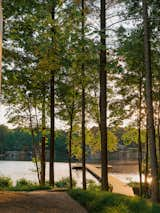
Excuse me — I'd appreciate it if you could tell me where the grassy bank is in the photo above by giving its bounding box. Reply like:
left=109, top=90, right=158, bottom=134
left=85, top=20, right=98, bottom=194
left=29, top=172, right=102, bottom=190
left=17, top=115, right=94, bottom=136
left=0, top=176, right=77, bottom=192
left=0, top=177, right=52, bottom=191
left=69, top=189, right=160, bottom=213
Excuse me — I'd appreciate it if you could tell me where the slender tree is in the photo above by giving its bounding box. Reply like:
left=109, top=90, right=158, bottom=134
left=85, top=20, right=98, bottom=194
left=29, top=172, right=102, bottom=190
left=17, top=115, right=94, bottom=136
left=100, top=0, right=109, bottom=190
left=0, top=0, right=2, bottom=93
left=27, top=94, right=41, bottom=184
left=144, top=117, right=149, bottom=196
left=142, top=0, right=159, bottom=202
left=81, top=0, right=86, bottom=190
left=41, top=89, right=46, bottom=185
left=157, top=102, right=160, bottom=160
left=49, top=2, right=56, bottom=186
left=138, top=75, right=143, bottom=197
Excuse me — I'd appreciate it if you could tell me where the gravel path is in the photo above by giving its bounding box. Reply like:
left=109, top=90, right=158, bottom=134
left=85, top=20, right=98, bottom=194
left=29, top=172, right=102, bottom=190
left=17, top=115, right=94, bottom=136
left=0, top=191, right=87, bottom=213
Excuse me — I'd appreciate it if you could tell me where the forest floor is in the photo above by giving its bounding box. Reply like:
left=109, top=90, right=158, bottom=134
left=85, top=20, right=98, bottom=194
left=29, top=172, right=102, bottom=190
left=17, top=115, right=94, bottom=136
left=0, top=190, right=87, bottom=213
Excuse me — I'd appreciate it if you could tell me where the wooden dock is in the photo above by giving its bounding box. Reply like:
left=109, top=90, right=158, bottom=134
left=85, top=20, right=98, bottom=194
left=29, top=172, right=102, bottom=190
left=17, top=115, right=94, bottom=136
left=72, top=163, right=134, bottom=197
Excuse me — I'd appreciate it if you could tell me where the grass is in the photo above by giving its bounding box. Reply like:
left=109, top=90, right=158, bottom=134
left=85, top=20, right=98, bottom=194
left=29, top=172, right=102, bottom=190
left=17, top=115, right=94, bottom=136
left=0, top=176, right=13, bottom=189
left=8, top=185, right=52, bottom=191
left=55, top=177, right=77, bottom=188
left=128, top=181, right=151, bottom=198
left=0, top=176, right=52, bottom=191
left=0, top=176, right=76, bottom=192
left=68, top=189, right=160, bottom=213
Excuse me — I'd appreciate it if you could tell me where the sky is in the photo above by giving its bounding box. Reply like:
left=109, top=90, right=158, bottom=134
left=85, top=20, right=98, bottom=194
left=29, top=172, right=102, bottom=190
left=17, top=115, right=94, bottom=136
left=0, top=103, right=68, bottom=129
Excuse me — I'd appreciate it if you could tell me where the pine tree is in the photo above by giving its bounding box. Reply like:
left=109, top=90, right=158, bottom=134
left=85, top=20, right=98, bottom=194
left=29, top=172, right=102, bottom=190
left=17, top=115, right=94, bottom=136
left=100, top=0, right=109, bottom=191
left=142, top=0, right=159, bottom=203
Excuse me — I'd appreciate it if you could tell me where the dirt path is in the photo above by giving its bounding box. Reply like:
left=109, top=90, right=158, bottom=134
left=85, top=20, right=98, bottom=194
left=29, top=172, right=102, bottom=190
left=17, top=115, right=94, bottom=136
left=0, top=191, right=87, bottom=213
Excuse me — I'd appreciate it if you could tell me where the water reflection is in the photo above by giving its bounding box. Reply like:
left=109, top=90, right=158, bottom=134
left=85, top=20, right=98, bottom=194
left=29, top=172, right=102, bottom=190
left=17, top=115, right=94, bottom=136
left=110, top=173, right=152, bottom=184
left=0, top=161, right=98, bottom=187
left=0, top=161, right=150, bottom=187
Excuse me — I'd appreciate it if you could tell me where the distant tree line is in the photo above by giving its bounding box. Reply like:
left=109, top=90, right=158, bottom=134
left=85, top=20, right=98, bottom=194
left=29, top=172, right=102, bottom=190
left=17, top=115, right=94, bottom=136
left=0, top=125, right=68, bottom=162
left=1, top=124, right=158, bottom=161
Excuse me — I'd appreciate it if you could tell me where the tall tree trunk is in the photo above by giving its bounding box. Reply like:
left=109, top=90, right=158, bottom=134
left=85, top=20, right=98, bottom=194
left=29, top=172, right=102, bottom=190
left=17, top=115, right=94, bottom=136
left=142, top=0, right=159, bottom=202
left=0, top=0, right=2, bottom=93
left=138, top=76, right=143, bottom=197
left=49, top=3, right=56, bottom=186
left=27, top=97, right=40, bottom=184
left=158, top=102, right=160, bottom=161
left=34, top=104, right=41, bottom=156
left=81, top=0, right=86, bottom=190
left=41, top=92, right=46, bottom=185
left=100, top=0, right=109, bottom=190
left=68, top=113, right=73, bottom=189
left=144, top=118, right=149, bottom=196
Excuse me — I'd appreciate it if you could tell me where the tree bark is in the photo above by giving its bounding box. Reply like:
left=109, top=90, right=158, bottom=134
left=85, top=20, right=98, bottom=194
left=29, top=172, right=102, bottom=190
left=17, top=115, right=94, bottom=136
left=144, top=117, right=149, bottom=196
left=41, top=92, right=46, bottom=185
left=50, top=69, right=55, bottom=186
left=158, top=102, right=160, bottom=161
left=138, top=76, right=143, bottom=197
left=27, top=97, right=40, bottom=184
left=142, top=0, right=159, bottom=202
left=68, top=113, right=73, bottom=189
left=49, top=2, right=56, bottom=186
left=81, top=0, right=86, bottom=190
left=100, top=0, right=109, bottom=190
left=0, top=0, right=3, bottom=94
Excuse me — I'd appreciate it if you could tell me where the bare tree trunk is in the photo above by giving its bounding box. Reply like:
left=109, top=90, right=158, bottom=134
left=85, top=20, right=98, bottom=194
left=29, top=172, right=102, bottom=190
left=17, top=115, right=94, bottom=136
left=81, top=0, right=86, bottom=190
left=27, top=97, right=41, bottom=184
left=50, top=71, right=55, bottom=186
left=68, top=114, right=73, bottom=189
left=49, top=3, right=56, bottom=186
left=144, top=118, right=149, bottom=196
left=100, top=0, right=109, bottom=191
left=34, top=104, right=41, bottom=156
left=41, top=92, right=46, bottom=185
left=138, top=77, right=143, bottom=197
left=0, top=0, right=3, bottom=93
left=158, top=102, right=160, bottom=161
left=142, top=0, right=159, bottom=202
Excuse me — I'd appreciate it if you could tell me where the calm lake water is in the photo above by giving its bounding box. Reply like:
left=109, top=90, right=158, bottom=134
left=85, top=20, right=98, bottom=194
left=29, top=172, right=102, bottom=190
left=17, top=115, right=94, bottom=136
left=0, top=161, right=143, bottom=186
left=0, top=161, right=99, bottom=187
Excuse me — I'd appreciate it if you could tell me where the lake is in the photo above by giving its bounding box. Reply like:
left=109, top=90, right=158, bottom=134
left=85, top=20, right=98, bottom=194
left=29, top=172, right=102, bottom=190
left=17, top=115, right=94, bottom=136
left=0, top=161, right=99, bottom=187
left=0, top=161, right=144, bottom=187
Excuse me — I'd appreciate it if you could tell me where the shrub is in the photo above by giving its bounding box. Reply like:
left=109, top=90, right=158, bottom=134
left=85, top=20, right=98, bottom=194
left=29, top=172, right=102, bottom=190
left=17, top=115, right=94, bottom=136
left=87, top=179, right=101, bottom=191
left=16, top=178, right=34, bottom=187
left=55, top=177, right=77, bottom=188
left=69, top=189, right=160, bottom=213
left=87, top=180, right=113, bottom=192
left=128, top=181, right=151, bottom=198
left=0, top=176, right=13, bottom=189
left=10, top=179, right=51, bottom=191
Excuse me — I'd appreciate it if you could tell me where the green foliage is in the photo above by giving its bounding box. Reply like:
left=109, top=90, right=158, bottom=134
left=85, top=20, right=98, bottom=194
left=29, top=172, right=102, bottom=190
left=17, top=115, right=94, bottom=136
left=0, top=177, right=51, bottom=191
left=70, top=126, right=118, bottom=160
left=16, top=178, right=34, bottom=187
left=86, top=127, right=118, bottom=155
left=9, top=184, right=52, bottom=192
left=55, top=177, right=77, bottom=189
left=0, top=126, right=68, bottom=161
left=69, top=189, right=160, bottom=213
left=122, top=126, right=146, bottom=145
left=87, top=180, right=101, bottom=191
left=87, top=180, right=113, bottom=192
left=128, top=181, right=151, bottom=198
left=0, top=176, right=13, bottom=189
